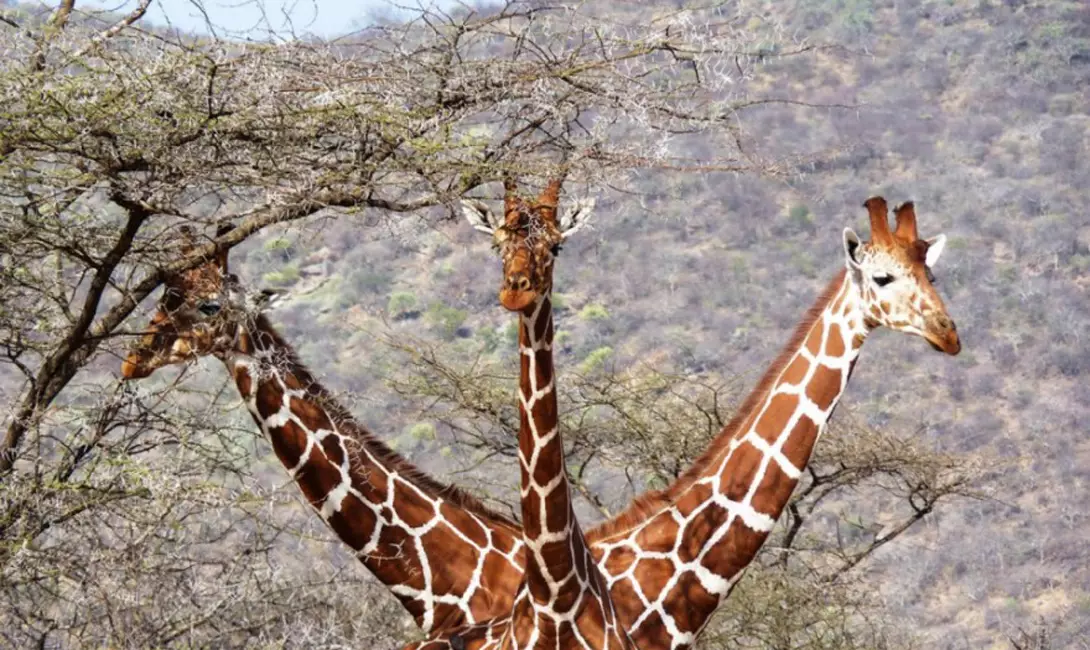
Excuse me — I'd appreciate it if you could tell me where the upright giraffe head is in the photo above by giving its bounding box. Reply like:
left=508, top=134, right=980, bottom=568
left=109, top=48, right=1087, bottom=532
left=843, top=197, right=960, bottom=355
left=121, top=225, right=273, bottom=379
left=462, top=176, right=593, bottom=313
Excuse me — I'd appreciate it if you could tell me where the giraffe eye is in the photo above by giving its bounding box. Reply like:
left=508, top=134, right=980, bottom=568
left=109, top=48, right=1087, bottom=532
left=925, top=267, right=936, bottom=283
left=197, top=301, right=222, bottom=316
left=873, top=274, right=894, bottom=287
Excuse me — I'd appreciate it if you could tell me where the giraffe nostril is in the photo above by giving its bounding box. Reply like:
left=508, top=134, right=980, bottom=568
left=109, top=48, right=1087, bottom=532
left=518, top=277, right=531, bottom=292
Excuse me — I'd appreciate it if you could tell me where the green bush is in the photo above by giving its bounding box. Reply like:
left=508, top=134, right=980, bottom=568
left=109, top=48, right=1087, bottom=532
left=579, top=346, right=613, bottom=373
left=262, top=264, right=300, bottom=287
left=409, top=422, right=437, bottom=442
left=788, top=204, right=813, bottom=231
left=387, top=291, right=418, bottom=317
left=262, top=236, right=297, bottom=262
left=579, top=303, right=610, bottom=321
left=426, top=302, right=469, bottom=340
left=504, top=320, right=520, bottom=345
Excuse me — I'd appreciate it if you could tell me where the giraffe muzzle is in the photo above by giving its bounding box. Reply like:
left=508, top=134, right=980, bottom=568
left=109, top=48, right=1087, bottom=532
left=499, top=287, right=538, bottom=313
left=505, top=274, right=532, bottom=292
left=499, top=274, right=537, bottom=312
left=925, top=317, right=960, bottom=356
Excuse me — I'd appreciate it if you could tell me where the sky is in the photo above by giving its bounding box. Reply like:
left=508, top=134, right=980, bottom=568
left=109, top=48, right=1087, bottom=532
left=86, top=0, right=468, bottom=39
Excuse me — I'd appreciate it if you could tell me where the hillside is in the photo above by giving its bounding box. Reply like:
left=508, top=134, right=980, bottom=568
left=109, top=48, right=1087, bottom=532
left=200, top=1, right=1089, bottom=646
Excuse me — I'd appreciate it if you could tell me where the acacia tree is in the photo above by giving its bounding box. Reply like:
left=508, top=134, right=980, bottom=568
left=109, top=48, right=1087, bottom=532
left=0, top=0, right=839, bottom=647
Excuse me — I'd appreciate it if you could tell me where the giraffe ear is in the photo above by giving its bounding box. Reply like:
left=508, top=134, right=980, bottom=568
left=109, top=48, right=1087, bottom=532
left=924, top=234, right=946, bottom=268
left=461, top=199, right=501, bottom=235
left=843, top=227, right=863, bottom=269
left=560, top=198, right=595, bottom=240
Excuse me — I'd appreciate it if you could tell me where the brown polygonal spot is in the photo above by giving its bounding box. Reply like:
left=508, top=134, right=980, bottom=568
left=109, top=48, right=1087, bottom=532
left=318, top=432, right=347, bottom=468
left=700, top=521, right=766, bottom=582
left=805, top=363, right=844, bottom=411
left=280, top=370, right=306, bottom=391
left=255, top=380, right=284, bottom=420
left=666, top=571, right=719, bottom=634
left=606, top=575, right=641, bottom=623
left=351, top=459, right=389, bottom=505
left=676, top=482, right=714, bottom=519
left=633, top=557, right=674, bottom=601
left=780, top=418, right=820, bottom=479
left=492, top=525, right=522, bottom=556
left=234, top=366, right=252, bottom=397
left=392, top=478, right=438, bottom=529
left=289, top=397, right=335, bottom=431
left=296, top=457, right=345, bottom=511
left=420, top=524, right=480, bottom=596
left=538, top=538, right=576, bottom=584
left=636, top=513, right=679, bottom=551
left=375, top=525, right=425, bottom=590
left=825, top=322, right=846, bottom=357
left=780, top=354, right=811, bottom=386
left=677, top=501, right=728, bottom=563
left=720, top=448, right=762, bottom=503
left=753, top=393, right=797, bottom=443
left=266, top=420, right=309, bottom=471
left=601, top=545, right=637, bottom=577
left=541, top=484, right=572, bottom=535
left=630, top=611, right=673, bottom=650
left=747, top=459, right=796, bottom=519
left=439, top=502, right=489, bottom=548
left=473, top=553, right=520, bottom=617
left=573, top=599, right=606, bottom=648
left=327, top=493, right=378, bottom=553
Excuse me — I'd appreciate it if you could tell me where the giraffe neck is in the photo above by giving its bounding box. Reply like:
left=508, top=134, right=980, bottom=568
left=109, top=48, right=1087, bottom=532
left=516, top=296, right=585, bottom=607
left=589, top=269, right=872, bottom=649
left=220, top=315, right=526, bottom=633
left=515, top=294, right=631, bottom=648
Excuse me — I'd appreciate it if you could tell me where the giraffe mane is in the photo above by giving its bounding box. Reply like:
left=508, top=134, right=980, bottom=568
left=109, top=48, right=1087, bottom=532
left=251, top=315, right=522, bottom=530
left=587, top=269, right=849, bottom=543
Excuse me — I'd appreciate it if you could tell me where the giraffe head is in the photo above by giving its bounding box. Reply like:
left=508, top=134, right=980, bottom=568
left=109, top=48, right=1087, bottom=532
left=120, top=225, right=274, bottom=379
left=843, top=197, right=960, bottom=355
left=462, top=177, right=593, bottom=313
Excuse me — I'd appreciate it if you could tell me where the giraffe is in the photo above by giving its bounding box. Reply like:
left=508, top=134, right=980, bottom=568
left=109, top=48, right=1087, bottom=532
left=574, top=197, right=961, bottom=649
left=406, top=176, right=632, bottom=650
left=120, top=225, right=529, bottom=635
left=123, top=196, right=958, bottom=649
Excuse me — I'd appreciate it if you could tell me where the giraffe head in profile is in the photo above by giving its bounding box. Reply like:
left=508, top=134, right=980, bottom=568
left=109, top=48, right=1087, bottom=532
left=843, top=196, right=960, bottom=355
left=462, top=176, right=593, bottom=313
left=121, top=225, right=273, bottom=379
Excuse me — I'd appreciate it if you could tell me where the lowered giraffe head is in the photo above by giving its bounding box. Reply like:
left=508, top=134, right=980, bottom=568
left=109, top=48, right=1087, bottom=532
left=121, top=225, right=274, bottom=379
left=843, top=196, right=960, bottom=355
left=462, top=176, right=593, bottom=313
